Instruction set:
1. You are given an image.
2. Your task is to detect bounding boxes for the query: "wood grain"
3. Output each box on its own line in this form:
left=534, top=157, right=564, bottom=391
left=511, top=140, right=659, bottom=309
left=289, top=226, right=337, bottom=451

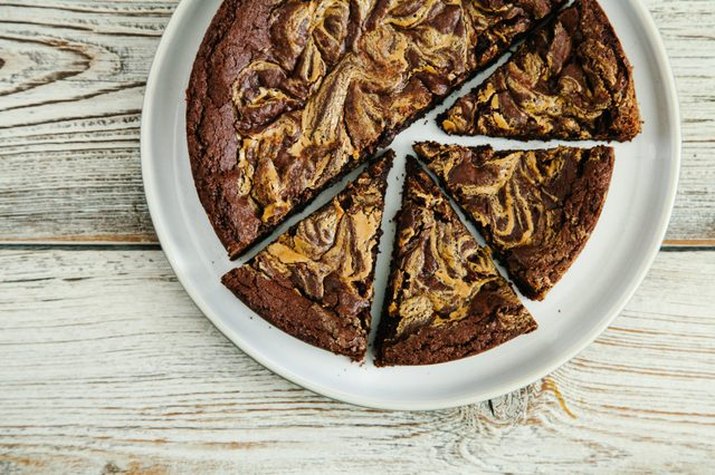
left=0, top=1, right=171, bottom=244
left=0, top=248, right=713, bottom=473
left=0, top=0, right=713, bottom=244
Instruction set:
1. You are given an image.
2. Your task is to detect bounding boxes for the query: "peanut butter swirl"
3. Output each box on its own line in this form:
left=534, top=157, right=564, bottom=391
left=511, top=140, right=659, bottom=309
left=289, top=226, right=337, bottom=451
left=414, top=142, right=615, bottom=300
left=252, top=158, right=388, bottom=315
left=222, top=154, right=392, bottom=360
left=187, top=0, right=565, bottom=257
left=376, top=159, right=536, bottom=366
left=441, top=0, right=641, bottom=141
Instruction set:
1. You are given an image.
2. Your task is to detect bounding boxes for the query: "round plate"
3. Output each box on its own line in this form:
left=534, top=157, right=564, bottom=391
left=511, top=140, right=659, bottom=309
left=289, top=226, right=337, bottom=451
left=141, top=0, right=680, bottom=410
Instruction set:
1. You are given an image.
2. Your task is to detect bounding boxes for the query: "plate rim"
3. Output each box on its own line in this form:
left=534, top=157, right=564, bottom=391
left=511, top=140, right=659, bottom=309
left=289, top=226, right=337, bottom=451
left=140, top=0, right=682, bottom=410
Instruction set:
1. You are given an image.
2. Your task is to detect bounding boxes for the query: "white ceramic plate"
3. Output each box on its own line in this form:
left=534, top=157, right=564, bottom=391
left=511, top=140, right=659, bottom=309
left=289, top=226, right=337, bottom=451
left=141, top=0, right=680, bottom=410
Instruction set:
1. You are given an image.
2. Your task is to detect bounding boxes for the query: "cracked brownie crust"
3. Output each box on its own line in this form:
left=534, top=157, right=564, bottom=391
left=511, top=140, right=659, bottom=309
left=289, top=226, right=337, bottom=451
left=221, top=153, right=393, bottom=361
left=375, top=158, right=537, bottom=366
left=440, top=0, right=641, bottom=141
left=187, top=0, right=565, bottom=258
left=414, top=142, right=615, bottom=300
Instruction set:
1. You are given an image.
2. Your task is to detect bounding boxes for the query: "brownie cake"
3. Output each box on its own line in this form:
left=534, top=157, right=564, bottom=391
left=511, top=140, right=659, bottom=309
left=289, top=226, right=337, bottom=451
left=440, top=0, right=641, bottom=141
left=375, top=158, right=537, bottom=366
left=221, top=153, right=393, bottom=361
left=414, top=142, right=614, bottom=300
left=187, top=0, right=566, bottom=258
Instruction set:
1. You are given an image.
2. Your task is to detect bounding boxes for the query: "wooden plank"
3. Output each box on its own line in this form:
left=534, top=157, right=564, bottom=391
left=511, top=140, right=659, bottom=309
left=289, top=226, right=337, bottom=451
left=0, top=1, right=171, bottom=244
left=646, top=0, right=715, bottom=244
left=0, top=248, right=712, bottom=473
left=0, top=0, right=713, bottom=244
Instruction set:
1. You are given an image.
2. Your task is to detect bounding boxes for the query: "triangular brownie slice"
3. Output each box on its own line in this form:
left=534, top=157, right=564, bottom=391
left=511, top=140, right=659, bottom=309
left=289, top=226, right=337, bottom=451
left=222, top=152, right=393, bottom=361
left=414, top=142, right=614, bottom=300
left=375, top=158, right=536, bottom=366
left=440, top=0, right=641, bottom=141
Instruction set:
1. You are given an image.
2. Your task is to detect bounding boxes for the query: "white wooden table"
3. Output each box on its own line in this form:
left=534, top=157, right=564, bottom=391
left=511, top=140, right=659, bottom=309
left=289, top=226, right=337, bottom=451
left=1, top=1, right=713, bottom=473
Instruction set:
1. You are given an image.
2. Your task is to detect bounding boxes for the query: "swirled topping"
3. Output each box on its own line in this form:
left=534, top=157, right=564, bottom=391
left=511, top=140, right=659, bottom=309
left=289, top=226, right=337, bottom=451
left=250, top=154, right=391, bottom=321
left=377, top=159, right=536, bottom=366
left=414, top=141, right=615, bottom=300
left=187, top=0, right=565, bottom=257
left=221, top=154, right=392, bottom=360
left=441, top=0, right=641, bottom=141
